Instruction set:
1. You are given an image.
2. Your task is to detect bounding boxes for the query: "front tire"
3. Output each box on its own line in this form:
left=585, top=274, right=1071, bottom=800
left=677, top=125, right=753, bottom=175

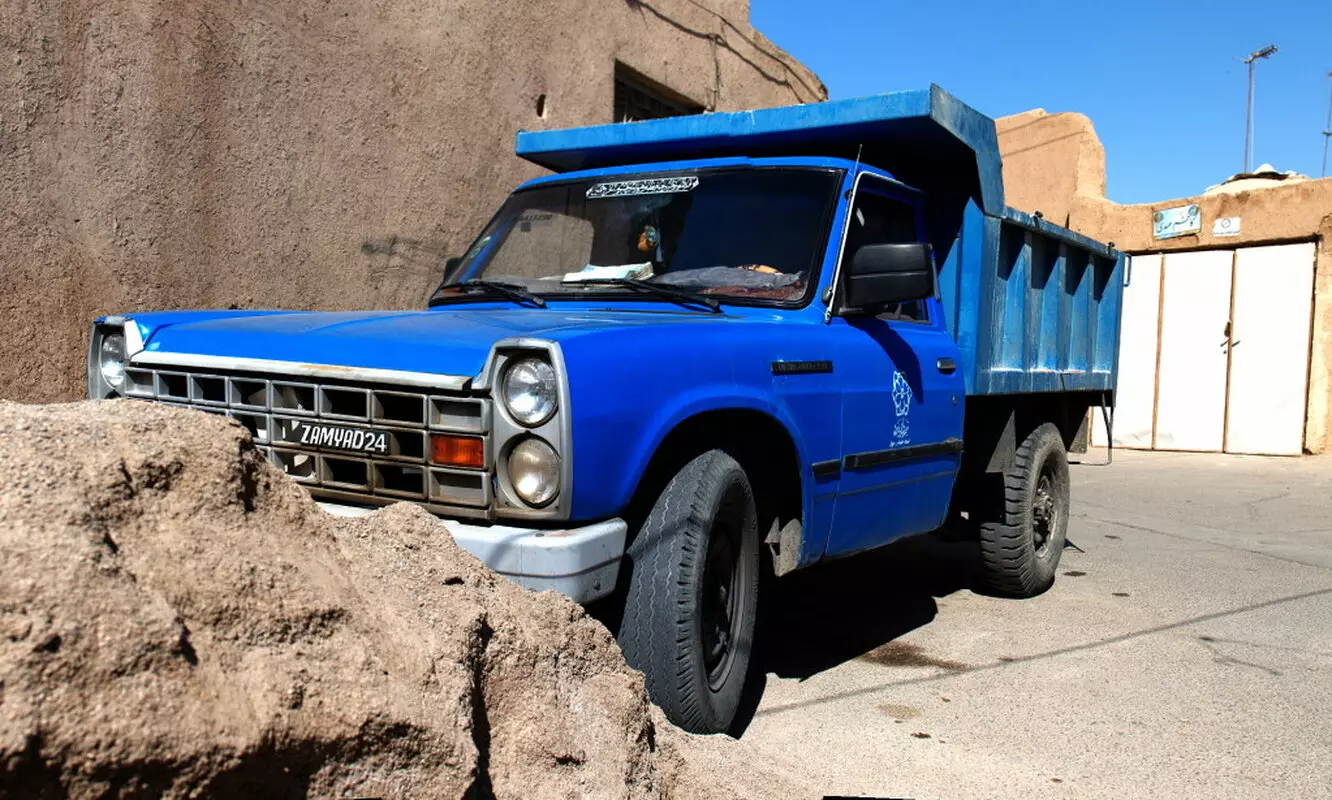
left=977, top=422, right=1071, bottom=598
left=616, top=450, right=759, bottom=735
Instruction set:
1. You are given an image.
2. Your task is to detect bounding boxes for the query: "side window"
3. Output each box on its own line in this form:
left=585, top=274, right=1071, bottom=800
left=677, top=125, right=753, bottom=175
left=843, top=188, right=930, bottom=322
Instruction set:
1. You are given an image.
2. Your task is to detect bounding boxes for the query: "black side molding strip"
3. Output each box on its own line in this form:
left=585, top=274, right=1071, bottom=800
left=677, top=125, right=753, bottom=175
left=811, top=459, right=841, bottom=479
left=844, top=437, right=964, bottom=471
left=772, top=360, right=833, bottom=375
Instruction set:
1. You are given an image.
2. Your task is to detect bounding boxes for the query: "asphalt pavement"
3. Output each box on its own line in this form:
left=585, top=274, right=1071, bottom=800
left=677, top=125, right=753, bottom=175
left=740, top=448, right=1332, bottom=799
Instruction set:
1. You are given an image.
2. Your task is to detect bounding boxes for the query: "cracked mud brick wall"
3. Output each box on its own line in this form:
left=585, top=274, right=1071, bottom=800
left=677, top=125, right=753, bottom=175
left=1, top=0, right=825, bottom=402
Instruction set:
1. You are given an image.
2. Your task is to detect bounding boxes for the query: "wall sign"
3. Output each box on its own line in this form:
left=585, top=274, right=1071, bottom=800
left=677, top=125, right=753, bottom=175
left=1213, top=217, right=1242, bottom=237
left=1153, top=204, right=1201, bottom=239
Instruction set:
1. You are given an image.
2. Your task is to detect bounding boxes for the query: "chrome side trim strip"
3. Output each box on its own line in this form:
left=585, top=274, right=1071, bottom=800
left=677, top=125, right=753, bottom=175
left=843, top=437, right=964, bottom=470
left=129, top=351, right=471, bottom=391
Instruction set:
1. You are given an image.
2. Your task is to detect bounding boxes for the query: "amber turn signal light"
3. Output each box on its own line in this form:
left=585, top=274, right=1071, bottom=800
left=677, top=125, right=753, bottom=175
left=430, top=434, right=485, bottom=469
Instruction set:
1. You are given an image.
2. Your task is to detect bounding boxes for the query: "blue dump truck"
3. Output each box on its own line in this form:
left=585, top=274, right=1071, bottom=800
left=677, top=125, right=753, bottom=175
left=88, top=86, right=1123, bottom=734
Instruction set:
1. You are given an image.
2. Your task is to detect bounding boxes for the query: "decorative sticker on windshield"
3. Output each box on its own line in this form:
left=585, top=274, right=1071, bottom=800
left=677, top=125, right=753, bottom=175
left=517, top=212, right=554, bottom=232
left=586, top=176, right=699, bottom=199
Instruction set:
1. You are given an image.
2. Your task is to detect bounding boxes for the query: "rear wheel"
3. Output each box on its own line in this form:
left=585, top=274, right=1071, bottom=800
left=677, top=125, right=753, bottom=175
left=616, top=450, right=759, bottom=735
left=977, top=422, right=1070, bottom=598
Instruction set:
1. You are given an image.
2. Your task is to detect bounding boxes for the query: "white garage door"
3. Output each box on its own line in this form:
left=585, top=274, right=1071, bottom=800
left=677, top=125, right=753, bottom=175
left=1095, top=242, right=1316, bottom=455
left=1095, top=255, right=1161, bottom=448
left=1224, top=243, right=1316, bottom=456
left=1153, top=250, right=1233, bottom=452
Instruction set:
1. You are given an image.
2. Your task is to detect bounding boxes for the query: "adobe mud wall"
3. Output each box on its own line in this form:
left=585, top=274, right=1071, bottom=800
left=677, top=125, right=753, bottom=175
left=1, top=0, right=825, bottom=403
left=996, top=109, right=1107, bottom=230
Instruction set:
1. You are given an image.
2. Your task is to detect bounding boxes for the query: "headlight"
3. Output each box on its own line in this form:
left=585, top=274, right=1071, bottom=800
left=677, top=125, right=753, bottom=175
left=100, top=333, right=127, bottom=390
left=507, top=437, right=560, bottom=507
left=501, top=358, right=557, bottom=426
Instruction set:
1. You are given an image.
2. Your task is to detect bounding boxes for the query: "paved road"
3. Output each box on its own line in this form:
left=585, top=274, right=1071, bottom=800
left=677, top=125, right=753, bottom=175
left=741, top=449, right=1332, bottom=799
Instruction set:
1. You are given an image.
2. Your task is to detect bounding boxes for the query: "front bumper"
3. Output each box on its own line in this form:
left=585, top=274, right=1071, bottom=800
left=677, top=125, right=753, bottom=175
left=318, top=502, right=626, bottom=603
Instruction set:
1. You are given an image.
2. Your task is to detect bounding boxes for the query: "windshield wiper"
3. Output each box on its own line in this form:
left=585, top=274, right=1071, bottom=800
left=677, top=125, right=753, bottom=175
left=430, top=279, right=546, bottom=308
left=566, top=278, right=722, bottom=313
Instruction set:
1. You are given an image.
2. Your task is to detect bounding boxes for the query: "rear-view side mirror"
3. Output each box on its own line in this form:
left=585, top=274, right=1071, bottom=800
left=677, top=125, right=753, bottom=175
left=841, top=243, right=934, bottom=312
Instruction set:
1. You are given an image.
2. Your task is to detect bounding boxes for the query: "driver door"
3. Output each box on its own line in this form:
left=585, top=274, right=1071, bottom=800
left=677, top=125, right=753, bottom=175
left=823, top=178, right=965, bottom=559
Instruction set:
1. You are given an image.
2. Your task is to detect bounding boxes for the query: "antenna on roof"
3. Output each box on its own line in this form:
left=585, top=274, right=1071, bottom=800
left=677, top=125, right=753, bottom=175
left=847, top=143, right=864, bottom=197
left=1322, top=71, right=1332, bottom=178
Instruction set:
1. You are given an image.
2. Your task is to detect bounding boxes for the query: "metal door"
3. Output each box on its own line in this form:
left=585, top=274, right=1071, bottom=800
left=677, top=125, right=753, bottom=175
left=1153, top=250, right=1233, bottom=452
left=1095, top=254, right=1162, bottom=448
left=819, top=175, right=964, bottom=560
left=825, top=313, right=965, bottom=558
left=1225, top=243, right=1316, bottom=455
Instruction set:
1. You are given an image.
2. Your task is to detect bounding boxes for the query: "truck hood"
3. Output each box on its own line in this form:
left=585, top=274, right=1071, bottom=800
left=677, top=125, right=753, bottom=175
left=128, top=307, right=728, bottom=383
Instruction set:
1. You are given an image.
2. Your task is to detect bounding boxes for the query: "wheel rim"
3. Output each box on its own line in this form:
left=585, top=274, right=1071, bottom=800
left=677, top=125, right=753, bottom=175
left=701, top=515, right=741, bottom=691
left=1031, top=466, right=1061, bottom=555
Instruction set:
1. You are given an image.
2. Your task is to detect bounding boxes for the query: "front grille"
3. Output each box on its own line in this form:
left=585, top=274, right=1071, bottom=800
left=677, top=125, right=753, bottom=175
left=121, top=365, right=492, bottom=513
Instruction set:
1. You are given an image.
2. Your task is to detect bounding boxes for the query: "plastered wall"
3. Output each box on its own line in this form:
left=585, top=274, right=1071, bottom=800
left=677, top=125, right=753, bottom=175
left=1, top=0, right=825, bottom=402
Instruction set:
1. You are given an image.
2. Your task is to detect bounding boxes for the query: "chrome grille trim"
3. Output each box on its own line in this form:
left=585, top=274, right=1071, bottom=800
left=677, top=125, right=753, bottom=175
left=125, top=364, right=491, bottom=512
left=155, top=371, right=190, bottom=402
left=430, top=396, right=490, bottom=433
left=188, top=374, right=228, bottom=406
left=318, top=386, right=371, bottom=421
left=271, top=381, right=318, bottom=416
left=129, top=351, right=471, bottom=392
left=229, top=378, right=270, bottom=410
left=371, top=390, right=427, bottom=428
left=430, top=466, right=491, bottom=507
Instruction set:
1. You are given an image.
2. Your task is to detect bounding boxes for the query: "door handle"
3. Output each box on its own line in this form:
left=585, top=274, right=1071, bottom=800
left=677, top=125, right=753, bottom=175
left=936, top=357, right=957, bottom=375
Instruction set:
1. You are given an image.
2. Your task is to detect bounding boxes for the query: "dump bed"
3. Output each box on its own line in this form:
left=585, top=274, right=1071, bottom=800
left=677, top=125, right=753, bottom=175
left=940, top=205, right=1122, bottom=395
left=516, top=86, right=1124, bottom=397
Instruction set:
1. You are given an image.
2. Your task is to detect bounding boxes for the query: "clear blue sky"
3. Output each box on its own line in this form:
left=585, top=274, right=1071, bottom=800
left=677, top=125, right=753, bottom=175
left=752, top=0, right=1332, bottom=204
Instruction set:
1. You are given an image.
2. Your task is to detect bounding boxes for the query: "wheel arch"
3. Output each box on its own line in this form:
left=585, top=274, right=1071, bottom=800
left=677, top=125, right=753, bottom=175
left=962, top=391, right=1104, bottom=476
left=623, top=407, right=807, bottom=544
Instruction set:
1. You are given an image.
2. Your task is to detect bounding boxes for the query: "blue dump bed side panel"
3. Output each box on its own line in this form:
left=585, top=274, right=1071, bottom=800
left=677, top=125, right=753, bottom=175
left=936, top=204, right=1124, bottom=396
left=518, top=85, right=1124, bottom=398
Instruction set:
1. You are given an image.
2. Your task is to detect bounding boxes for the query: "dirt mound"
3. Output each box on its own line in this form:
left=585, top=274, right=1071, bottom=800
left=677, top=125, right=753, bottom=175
left=0, top=401, right=812, bottom=799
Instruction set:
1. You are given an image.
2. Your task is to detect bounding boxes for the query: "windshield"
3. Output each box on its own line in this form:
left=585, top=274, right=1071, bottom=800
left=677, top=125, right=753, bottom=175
left=432, top=167, right=840, bottom=307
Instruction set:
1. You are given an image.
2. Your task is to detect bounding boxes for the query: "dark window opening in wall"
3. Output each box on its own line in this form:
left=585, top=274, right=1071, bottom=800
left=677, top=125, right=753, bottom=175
left=613, top=64, right=705, bottom=123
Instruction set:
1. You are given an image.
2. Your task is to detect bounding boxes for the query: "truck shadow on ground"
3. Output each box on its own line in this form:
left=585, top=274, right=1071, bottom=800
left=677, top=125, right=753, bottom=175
left=727, top=532, right=982, bottom=735
left=755, top=532, right=982, bottom=681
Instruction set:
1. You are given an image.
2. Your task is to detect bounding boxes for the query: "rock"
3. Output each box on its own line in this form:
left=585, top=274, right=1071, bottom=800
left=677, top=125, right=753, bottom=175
left=0, top=400, right=814, bottom=799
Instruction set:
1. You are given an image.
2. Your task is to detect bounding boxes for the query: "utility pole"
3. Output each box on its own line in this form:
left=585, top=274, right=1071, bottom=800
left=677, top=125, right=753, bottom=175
left=1240, top=44, right=1278, bottom=174
left=1322, top=71, right=1332, bottom=178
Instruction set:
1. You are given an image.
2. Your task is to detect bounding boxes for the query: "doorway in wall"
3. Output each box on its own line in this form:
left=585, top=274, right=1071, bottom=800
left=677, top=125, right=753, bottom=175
left=1093, top=242, right=1316, bottom=456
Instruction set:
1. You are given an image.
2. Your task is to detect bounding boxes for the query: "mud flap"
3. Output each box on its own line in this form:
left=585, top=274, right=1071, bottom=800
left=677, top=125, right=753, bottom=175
left=764, top=518, right=803, bottom=577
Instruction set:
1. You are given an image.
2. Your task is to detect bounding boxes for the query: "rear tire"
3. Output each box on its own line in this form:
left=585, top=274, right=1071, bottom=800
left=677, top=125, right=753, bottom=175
left=977, top=422, right=1070, bottom=598
left=616, top=450, right=759, bottom=735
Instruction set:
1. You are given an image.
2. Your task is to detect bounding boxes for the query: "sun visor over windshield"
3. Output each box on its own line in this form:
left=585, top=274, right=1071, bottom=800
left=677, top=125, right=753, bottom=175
left=515, top=85, right=1005, bottom=218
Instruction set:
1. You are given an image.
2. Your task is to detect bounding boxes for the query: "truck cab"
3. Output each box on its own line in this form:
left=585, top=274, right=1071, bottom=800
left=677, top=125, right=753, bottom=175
left=88, top=86, right=1123, bottom=735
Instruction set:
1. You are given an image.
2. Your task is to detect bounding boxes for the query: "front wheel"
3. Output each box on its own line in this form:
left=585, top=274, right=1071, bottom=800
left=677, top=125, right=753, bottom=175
left=977, top=422, right=1071, bottom=598
left=616, top=450, right=759, bottom=735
